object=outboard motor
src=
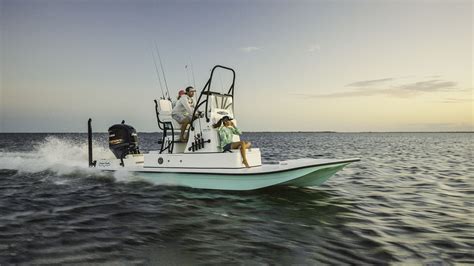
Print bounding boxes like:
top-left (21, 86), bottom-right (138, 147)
top-left (108, 122), bottom-right (140, 159)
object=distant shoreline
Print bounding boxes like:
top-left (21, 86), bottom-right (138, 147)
top-left (1, 131), bottom-right (473, 134)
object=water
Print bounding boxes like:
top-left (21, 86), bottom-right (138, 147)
top-left (0, 132), bottom-right (473, 265)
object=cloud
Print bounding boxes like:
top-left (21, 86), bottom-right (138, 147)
top-left (440, 97), bottom-right (473, 103)
top-left (293, 88), bottom-right (389, 98)
top-left (346, 78), bottom-right (394, 87)
top-left (241, 46), bottom-right (261, 52)
top-left (308, 44), bottom-right (321, 53)
top-left (292, 77), bottom-right (464, 99)
top-left (397, 80), bottom-right (457, 92)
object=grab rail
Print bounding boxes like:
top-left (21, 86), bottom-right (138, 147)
top-left (190, 65), bottom-right (235, 129)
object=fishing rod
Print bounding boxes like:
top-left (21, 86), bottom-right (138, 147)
top-left (151, 49), bottom-right (165, 99)
top-left (185, 65), bottom-right (191, 87)
top-left (190, 60), bottom-right (196, 88)
top-left (154, 42), bottom-right (171, 100)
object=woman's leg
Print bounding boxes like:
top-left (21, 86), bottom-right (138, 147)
top-left (231, 142), bottom-right (241, 149)
top-left (232, 141), bottom-right (251, 168)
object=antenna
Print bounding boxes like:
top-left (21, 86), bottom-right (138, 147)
top-left (154, 42), bottom-right (170, 100)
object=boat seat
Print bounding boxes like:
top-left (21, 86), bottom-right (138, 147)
top-left (157, 99), bottom-right (182, 131)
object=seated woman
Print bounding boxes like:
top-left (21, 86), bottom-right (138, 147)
top-left (213, 116), bottom-right (252, 168)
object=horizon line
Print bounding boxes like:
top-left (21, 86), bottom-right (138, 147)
top-left (0, 131), bottom-right (473, 134)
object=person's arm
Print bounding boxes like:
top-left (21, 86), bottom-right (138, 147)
top-left (231, 127), bottom-right (242, 135)
top-left (230, 121), bottom-right (242, 135)
top-left (182, 97), bottom-right (195, 115)
top-left (218, 127), bottom-right (228, 147)
top-left (172, 98), bottom-right (183, 114)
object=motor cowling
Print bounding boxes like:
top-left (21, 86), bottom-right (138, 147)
top-left (108, 123), bottom-right (140, 159)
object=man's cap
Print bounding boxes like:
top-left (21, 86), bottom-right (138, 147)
top-left (185, 86), bottom-right (196, 92)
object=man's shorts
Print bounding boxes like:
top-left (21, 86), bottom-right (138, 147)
top-left (172, 113), bottom-right (192, 124)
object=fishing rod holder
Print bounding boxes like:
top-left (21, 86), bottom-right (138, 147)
top-left (188, 137), bottom-right (211, 152)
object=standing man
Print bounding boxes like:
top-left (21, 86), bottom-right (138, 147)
top-left (171, 86), bottom-right (196, 141)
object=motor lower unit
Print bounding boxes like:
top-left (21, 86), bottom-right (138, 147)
top-left (108, 123), bottom-right (140, 159)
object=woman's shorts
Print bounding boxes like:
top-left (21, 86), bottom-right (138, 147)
top-left (223, 143), bottom-right (232, 152)
top-left (172, 113), bottom-right (192, 124)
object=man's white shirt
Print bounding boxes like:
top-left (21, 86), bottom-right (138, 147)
top-left (172, 96), bottom-right (195, 116)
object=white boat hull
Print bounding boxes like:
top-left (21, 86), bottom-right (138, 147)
top-left (101, 158), bottom-right (359, 191)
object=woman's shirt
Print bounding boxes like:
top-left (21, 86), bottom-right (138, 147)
top-left (218, 126), bottom-right (242, 148)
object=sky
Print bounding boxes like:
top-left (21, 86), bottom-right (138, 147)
top-left (0, 0), bottom-right (472, 132)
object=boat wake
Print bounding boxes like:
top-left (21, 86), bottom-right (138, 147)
top-left (0, 136), bottom-right (114, 176)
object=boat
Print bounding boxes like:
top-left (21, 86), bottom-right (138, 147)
top-left (87, 65), bottom-right (359, 190)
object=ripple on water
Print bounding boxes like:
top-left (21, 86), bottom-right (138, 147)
top-left (0, 133), bottom-right (473, 264)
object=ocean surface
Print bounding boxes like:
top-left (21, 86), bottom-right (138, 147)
top-left (0, 132), bottom-right (472, 265)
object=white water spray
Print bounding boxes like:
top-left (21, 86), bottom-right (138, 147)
top-left (0, 136), bottom-right (114, 175)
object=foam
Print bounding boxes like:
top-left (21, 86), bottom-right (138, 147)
top-left (0, 136), bottom-right (115, 175)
